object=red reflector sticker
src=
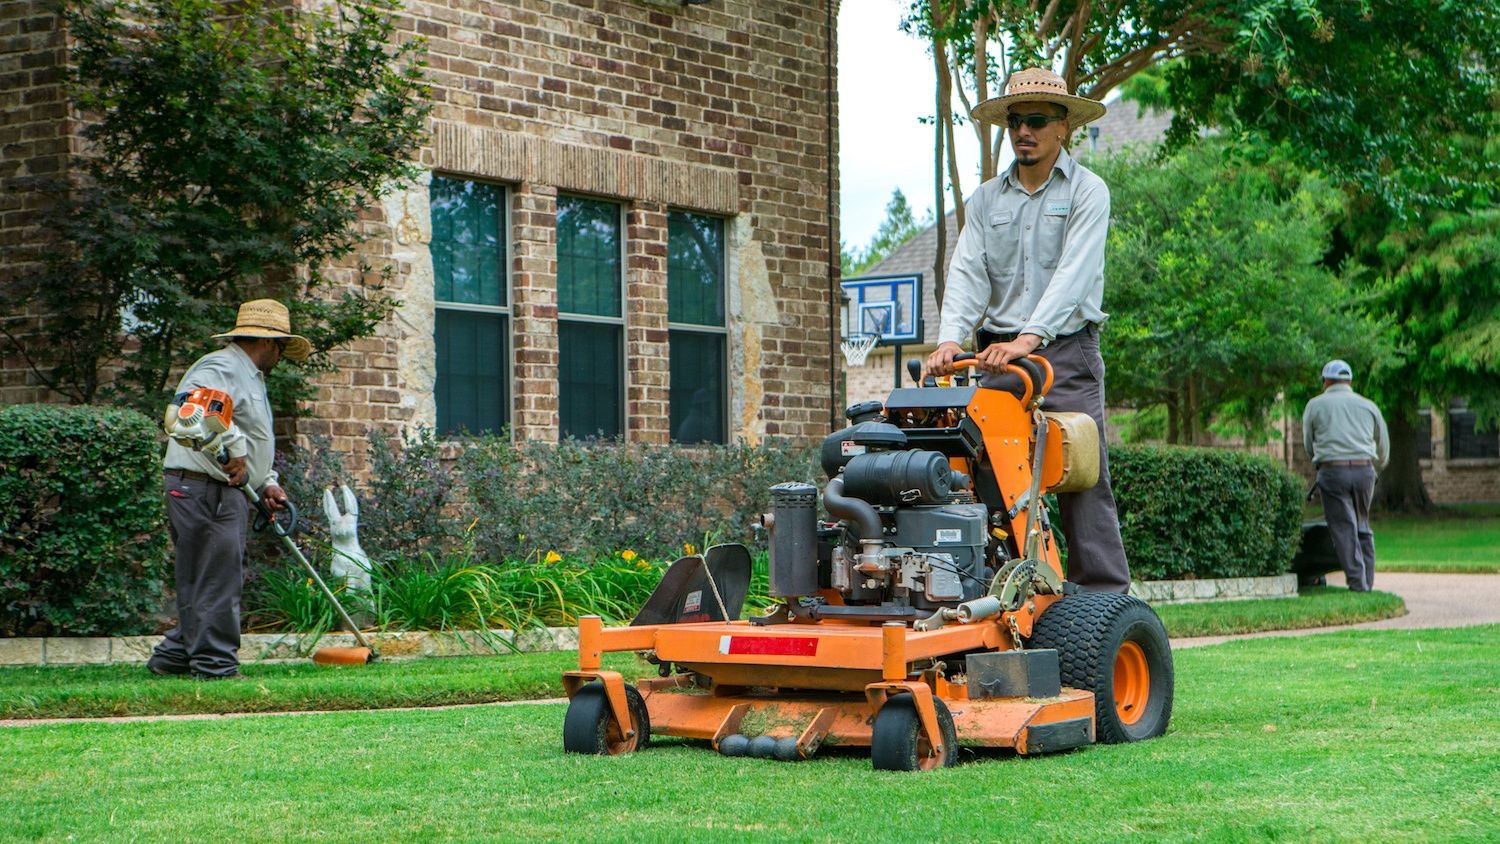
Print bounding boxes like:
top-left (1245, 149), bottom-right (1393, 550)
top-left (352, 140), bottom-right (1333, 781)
top-left (720, 635), bottom-right (819, 657)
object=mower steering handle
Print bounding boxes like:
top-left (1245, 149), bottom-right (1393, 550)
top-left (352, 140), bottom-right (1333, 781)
top-left (917, 353), bottom-right (1053, 405)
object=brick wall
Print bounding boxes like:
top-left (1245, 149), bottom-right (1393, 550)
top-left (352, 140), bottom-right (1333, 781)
top-left (0, 0), bottom-right (843, 469)
top-left (0, 1), bottom-right (70, 406)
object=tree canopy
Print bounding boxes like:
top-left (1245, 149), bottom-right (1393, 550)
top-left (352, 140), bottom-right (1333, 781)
top-left (0, 0), bottom-right (431, 413)
top-left (1094, 138), bottom-right (1385, 444)
top-left (842, 189), bottom-right (932, 277)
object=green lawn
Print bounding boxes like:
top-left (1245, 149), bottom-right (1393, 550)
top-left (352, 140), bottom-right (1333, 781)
top-left (0, 651), bottom-right (655, 721)
top-left (1154, 586), bottom-right (1404, 638)
top-left (1, 588), bottom-right (1404, 721)
top-left (1374, 503), bottom-right (1500, 573)
top-left (4, 626), bottom-right (1497, 842)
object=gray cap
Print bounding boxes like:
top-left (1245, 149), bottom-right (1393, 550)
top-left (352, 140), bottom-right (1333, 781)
top-left (1321, 359), bottom-right (1353, 381)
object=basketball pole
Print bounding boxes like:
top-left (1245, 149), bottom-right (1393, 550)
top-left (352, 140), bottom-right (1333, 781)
top-left (893, 343), bottom-right (903, 388)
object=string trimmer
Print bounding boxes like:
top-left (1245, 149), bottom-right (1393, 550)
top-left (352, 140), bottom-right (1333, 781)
top-left (242, 485), bottom-right (379, 665)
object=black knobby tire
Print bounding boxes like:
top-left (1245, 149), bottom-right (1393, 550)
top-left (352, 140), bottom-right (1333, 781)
top-left (1029, 591), bottom-right (1174, 744)
top-left (562, 681), bottom-right (651, 755)
top-left (870, 695), bottom-right (958, 771)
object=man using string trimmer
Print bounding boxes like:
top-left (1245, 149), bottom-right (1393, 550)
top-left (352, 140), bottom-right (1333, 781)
top-left (148, 299), bottom-right (310, 680)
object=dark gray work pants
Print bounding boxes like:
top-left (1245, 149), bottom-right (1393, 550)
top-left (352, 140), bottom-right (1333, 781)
top-left (1317, 463), bottom-right (1377, 592)
top-left (149, 473), bottom-right (248, 676)
top-left (984, 326), bottom-right (1132, 592)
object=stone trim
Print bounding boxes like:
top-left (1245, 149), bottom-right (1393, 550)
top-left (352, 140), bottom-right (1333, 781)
top-left (0, 628), bottom-right (583, 668)
top-left (1130, 573), bottom-right (1298, 605)
top-left (430, 122), bottom-right (738, 215)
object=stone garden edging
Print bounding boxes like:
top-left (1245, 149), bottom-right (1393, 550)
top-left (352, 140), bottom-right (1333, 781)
top-left (2, 573), bottom-right (1298, 667)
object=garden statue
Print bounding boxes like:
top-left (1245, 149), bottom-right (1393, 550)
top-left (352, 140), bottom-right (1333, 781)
top-left (324, 484), bottom-right (373, 594)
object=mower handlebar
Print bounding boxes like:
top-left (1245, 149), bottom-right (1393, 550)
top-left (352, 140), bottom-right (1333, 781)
top-left (910, 352), bottom-right (1054, 405)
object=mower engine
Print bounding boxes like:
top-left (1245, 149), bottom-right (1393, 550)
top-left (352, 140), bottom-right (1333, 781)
top-left (765, 408), bottom-right (995, 619)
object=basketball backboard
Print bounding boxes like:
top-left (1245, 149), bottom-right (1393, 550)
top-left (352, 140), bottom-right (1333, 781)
top-left (840, 274), bottom-right (922, 347)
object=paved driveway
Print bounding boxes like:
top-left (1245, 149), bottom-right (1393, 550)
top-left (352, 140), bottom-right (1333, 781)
top-left (1172, 571), bottom-right (1500, 649)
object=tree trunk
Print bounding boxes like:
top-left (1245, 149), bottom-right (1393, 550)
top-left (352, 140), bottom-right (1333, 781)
top-left (1373, 400), bottom-right (1435, 513)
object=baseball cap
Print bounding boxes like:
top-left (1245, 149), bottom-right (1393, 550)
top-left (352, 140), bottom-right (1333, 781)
top-left (1321, 359), bottom-right (1353, 381)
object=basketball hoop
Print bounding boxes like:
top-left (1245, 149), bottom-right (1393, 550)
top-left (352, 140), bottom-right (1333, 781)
top-left (840, 333), bottom-right (879, 367)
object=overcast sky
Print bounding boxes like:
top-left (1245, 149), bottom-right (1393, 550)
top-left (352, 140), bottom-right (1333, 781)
top-left (838, 0), bottom-right (987, 251)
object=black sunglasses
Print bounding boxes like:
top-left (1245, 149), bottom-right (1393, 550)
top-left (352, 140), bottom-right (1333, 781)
top-left (1007, 112), bottom-right (1067, 131)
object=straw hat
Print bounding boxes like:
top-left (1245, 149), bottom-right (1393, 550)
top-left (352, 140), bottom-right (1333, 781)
top-left (971, 67), bottom-right (1107, 130)
top-left (212, 299), bottom-right (312, 362)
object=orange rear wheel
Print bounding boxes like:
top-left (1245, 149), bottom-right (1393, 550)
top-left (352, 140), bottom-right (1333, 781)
top-left (1113, 640), bottom-right (1151, 725)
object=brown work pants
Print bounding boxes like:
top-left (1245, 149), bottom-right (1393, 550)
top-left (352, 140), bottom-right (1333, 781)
top-left (983, 326), bottom-right (1132, 592)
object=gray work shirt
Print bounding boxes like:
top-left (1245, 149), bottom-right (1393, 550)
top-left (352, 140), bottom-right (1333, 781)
top-left (1303, 384), bottom-right (1390, 469)
top-left (163, 343), bottom-right (279, 490)
top-left (938, 148), bottom-right (1111, 346)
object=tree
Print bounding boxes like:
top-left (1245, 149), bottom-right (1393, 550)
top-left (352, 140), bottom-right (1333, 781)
top-left (903, 1), bottom-right (1499, 250)
top-left (843, 189), bottom-right (932, 277)
top-left (1094, 138), bottom-right (1385, 444)
top-left (0, 0), bottom-right (431, 414)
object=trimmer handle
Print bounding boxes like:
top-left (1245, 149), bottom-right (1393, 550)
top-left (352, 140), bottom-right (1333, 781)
top-left (243, 485), bottom-right (300, 538)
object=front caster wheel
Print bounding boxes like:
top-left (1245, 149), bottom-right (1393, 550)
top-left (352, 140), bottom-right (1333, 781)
top-left (871, 695), bottom-right (958, 771)
top-left (562, 681), bottom-right (651, 755)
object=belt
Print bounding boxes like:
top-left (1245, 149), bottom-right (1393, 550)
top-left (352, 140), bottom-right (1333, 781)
top-left (1319, 460), bottom-right (1372, 467)
top-left (978, 324), bottom-right (1094, 349)
top-left (165, 468), bottom-right (230, 486)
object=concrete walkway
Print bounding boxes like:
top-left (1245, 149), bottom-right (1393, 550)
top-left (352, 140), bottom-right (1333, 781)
top-left (1172, 571), bottom-right (1500, 649)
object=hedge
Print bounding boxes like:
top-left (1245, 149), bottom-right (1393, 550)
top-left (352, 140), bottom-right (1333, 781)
top-left (0, 404), bottom-right (169, 636)
top-left (1110, 443), bottom-right (1303, 581)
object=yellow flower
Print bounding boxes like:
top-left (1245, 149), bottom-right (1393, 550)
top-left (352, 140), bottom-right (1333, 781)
top-left (683, 542), bottom-right (697, 555)
top-left (636, 561), bottom-right (651, 571)
top-left (620, 549), bottom-right (637, 562)
top-left (544, 550), bottom-right (562, 564)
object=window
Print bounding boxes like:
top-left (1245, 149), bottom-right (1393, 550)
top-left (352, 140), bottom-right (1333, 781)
top-left (1448, 402), bottom-right (1499, 460)
top-left (667, 211), bottom-right (727, 444)
top-left (430, 176), bottom-right (509, 435)
top-left (557, 195), bottom-right (624, 439)
top-left (1415, 409), bottom-right (1433, 460)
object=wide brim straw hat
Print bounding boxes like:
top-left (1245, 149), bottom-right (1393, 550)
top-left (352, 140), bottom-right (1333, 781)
top-left (212, 298), bottom-right (313, 362)
top-left (971, 67), bottom-right (1107, 130)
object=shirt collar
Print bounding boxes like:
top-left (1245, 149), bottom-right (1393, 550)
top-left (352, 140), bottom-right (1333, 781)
top-left (1324, 383), bottom-right (1352, 393)
top-left (226, 341), bottom-right (266, 381)
top-left (1003, 147), bottom-right (1075, 192)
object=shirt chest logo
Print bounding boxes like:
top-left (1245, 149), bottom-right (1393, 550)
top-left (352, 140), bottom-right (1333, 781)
top-left (989, 210), bottom-right (1014, 226)
top-left (1044, 202), bottom-right (1070, 216)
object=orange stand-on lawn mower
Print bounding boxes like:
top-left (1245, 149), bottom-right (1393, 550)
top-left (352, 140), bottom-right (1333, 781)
top-left (562, 353), bottom-right (1173, 771)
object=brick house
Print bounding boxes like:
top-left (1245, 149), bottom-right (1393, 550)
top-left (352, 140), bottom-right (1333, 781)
top-left (1, 0), bottom-right (844, 460)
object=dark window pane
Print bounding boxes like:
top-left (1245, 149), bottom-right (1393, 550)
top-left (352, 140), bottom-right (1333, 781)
top-left (670, 330), bottom-right (726, 444)
top-left (1415, 410), bottom-right (1433, 460)
top-left (435, 309), bottom-right (508, 435)
top-left (429, 176), bottom-right (505, 307)
top-left (559, 320), bottom-right (622, 439)
top-left (668, 211), bottom-right (725, 326)
top-left (1449, 408), bottom-right (1499, 459)
top-left (557, 196), bottom-right (621, 317)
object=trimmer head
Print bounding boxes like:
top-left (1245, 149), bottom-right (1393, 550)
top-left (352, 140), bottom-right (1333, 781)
top-left (311, 646), bottom-right (375, 665)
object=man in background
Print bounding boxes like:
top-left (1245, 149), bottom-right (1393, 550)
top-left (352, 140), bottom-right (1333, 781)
top-left (1302, 359), bottom-right (1389, 592)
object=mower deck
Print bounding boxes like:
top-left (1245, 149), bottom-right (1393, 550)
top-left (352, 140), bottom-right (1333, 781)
top-left (564, 614), bottom-right (1097, 761)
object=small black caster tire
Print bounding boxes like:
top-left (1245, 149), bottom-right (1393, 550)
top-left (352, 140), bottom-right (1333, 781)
top-left (563, 681), bottom-right (651, 755)
top-left (870, 695), bottom-right (958, 771)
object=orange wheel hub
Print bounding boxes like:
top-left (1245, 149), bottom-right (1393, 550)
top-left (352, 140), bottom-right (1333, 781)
top-left (1113, 640), bottom-right (1150, 725)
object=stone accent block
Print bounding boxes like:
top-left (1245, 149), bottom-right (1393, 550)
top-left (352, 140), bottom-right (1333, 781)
top-left (44, 637), bottom-right (110, 665)
top-left (113, 636), bottom-right (162, 664)
top-left (0, 637), bottom-right (44, 666)
top-left (1130, 574), bottom-right (1298, 605)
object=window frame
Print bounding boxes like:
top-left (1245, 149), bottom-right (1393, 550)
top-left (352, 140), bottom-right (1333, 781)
top-left (556, 192), bottom-right (628, 440)
top-left (666, 209), bottom-right (731, 445)
top-left (431, 173), bottom-right (514, 437)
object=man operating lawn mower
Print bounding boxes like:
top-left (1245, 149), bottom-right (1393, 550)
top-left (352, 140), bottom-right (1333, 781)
top-left (147, 299), bottom-right (310, 681)
top-left (925, 67), bottom-right (1128, 593)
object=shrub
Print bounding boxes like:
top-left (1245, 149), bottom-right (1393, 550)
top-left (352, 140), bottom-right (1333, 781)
top-left (1110, 444), bottom-right (1302, 581)
top-left (0, 404), bottom-right (169, 636)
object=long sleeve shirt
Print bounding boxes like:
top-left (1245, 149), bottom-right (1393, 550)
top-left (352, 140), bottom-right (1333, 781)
top-left (938, 149), bottom-right (1111, 346)
top-left (1302, 384), bottom-right (1390, 469)
top-left (163, 343), bottom-right (279, 490)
